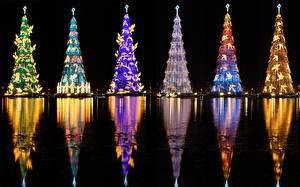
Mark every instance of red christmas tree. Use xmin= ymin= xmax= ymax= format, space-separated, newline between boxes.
xmin=211 ymin=4 xmax=243 ymax=94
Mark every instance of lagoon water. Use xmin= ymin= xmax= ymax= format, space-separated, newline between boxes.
xmin=0 ymin=96 xmax=299 ymax=187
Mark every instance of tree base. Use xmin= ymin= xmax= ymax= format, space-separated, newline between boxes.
xmin=208 ymin=92 xmax=245 ymax=98
xmin=106 ymin=92 xmax=147 ymax=97
xmin=157 ymin=92 xmax=201 ymax=98
xmin=260 ymin=93 xmax=298 ymax=98
xmin=3 ymin=93 xmax=46 ymax=98
xmin=55 ymin=93 xmax=94 ymax=98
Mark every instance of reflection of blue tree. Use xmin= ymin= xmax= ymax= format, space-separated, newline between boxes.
xmin=162 ymin=98 xmax=191 ymax=187
xmin=57 ymin=98 xmax=93 ymax=186
xmin=108 ymin=96 xmax=145 ymax=186
xmin=211 ymin=98 xmax=242 ymax=187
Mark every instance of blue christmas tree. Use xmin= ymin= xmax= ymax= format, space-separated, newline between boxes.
xmin=211 ymin=4 xmax=243 ymax=94
xmin=57 ymin=8 xmax=91 ymax=95
xmin=108 ymin=5 xmax=144 ymax=94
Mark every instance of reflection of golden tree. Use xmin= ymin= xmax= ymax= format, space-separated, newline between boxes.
xmin=57 ymin=98 xmax=93 ymax=186
xmin=211 ymin=98 xmax=242 ymax=186
xmin=263 ymin=98 xmax=293 ymax=186
xmin=162 ymin=98 xmax=191 ymax=187
xmin=5 ymin=98 xmax=44 ymax=185
xmin=108 ymin=96 xmax=145 ymax=186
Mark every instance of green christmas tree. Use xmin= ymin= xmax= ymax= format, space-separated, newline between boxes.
xmin=7 ymin=6 xmax=42 ymax=95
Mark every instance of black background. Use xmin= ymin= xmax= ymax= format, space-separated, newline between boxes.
xmin=0 ymin=0 xmax=299 ymax=92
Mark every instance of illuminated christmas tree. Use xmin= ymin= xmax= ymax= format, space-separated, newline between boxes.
xmin=108 ymin=5 xmax=144 ymax=94
xmin=262 ymin=4 xmax=294 ymax=95
xmin=7 ymin=6 xmax=42 ymax=95
xmin=57 ymin=8 xmax=91 ymax=95
xmin=161 ymin=5 xmax=192 ymax=94
xmin=211 ymin=4 xmax=243 ymax=94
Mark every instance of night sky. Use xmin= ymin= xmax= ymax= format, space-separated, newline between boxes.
xmin=0 ymin=0 xmax=299 ymax=93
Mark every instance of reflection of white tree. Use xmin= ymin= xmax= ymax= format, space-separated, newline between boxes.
xmin=162 ymin=98 xmax=191 ymax=187
xmin=263 ymin=98 xmax=293 ymax=187
xmin=57 ymin=98 xmax=93 ymax=187
xmin=6 ymin=98 xmax=44 ymax=187
xmin=211 ymin=98 xmax=242 ymax=187
xmin=108 ymin=96 xmax=145 ymax=186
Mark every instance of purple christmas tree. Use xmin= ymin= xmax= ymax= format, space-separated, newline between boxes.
xmin=108 ymin=5 xmax=144 ymax=94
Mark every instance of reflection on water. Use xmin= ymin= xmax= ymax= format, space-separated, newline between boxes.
xmin=57 ymin=98 xmax=93 ymax=187
xmin=5 ymin=98 xmax=44 ymax=187
xmin=211 ymin=98 xmax=242 ymax=187
xmin=296 ymin=97 xmax=300 ymax=120
xmin=263 ymin=98 xmax=293 ymax=187
xmin=108 ymin=96 xmax=145 ymax=186
xmin=161 ymin=98 xmax=191 ymax=187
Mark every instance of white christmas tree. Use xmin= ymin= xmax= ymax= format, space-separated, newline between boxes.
xmin=161 ymin=5 xmax=192 ymax=94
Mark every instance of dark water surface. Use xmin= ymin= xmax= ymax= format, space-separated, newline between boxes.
xmin=0 ymin=96 xmax=299 ymax=187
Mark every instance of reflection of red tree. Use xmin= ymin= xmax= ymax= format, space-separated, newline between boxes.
xmin=162 ymin=98 xmax=191 ymax=185
xmin=211 ymin=98 xmax=242 ymax=182
xmin=57 ymin=98 xmax=93 ymax=185
xmin=108 ymin=96 xmax=145 ymax=185
xmin=263 ymin=98 xmax=293 ymax=185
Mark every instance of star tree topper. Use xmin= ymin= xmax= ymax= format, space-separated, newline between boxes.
xmin=23 ymin=6 xmax=27 ymax=14
xmin=226 ymin=3 xmax=230 ymax=13
xmin=277 ymin=4 xmax=281 ymax=13
xmin=175 ymin=5 xmax=180 ymax=15
xmin=72 ymin=7 xmax=76 ymax=16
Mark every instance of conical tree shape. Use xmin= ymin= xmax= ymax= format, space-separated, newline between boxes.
xmin=57 ymin=98 xmax=93 ymax=185
xmin=263 ymin=98 xmax=293 ymax=185
xmin=108 ymin=5 xmax=144 ymax=94
xmin=57 ymin=8 xmax=91 ymax=95
xmin=263 ymin=5 xmax=294 ymax=95
xmin=211 ymin=5 xmax=243 ymax=94
xmin=7 ymin=7 xmax=42 ymax=95
xmin=211 ymin=97 xmax=242 ymax=183
xmin=161 ymin=6 xmax=192 ymax=94
xmin=162 ymin=98 xmax=191 ymax=185
xmin=108 ymin=96 xmax=145 ymax=186
xmin=5 ymin=98 xmax=44 ymax=184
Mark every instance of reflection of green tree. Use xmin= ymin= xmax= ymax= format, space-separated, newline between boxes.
xmin=5 ymin=98 xmax=44 ymax=183
xmin=263 ymin=98 xmax=293 ymax=186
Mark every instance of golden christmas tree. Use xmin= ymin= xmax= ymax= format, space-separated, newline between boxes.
xmin=263 ymin=4 xmax=294 ymax=95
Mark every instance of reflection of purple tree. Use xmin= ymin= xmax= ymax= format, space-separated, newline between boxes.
xmin=211 ymin=98 xmax=242 ymax=187
xmin=108 ymin=96 xmax=145 ymax=186
xmin=162 ymin=98 xmax=191 ymax=187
